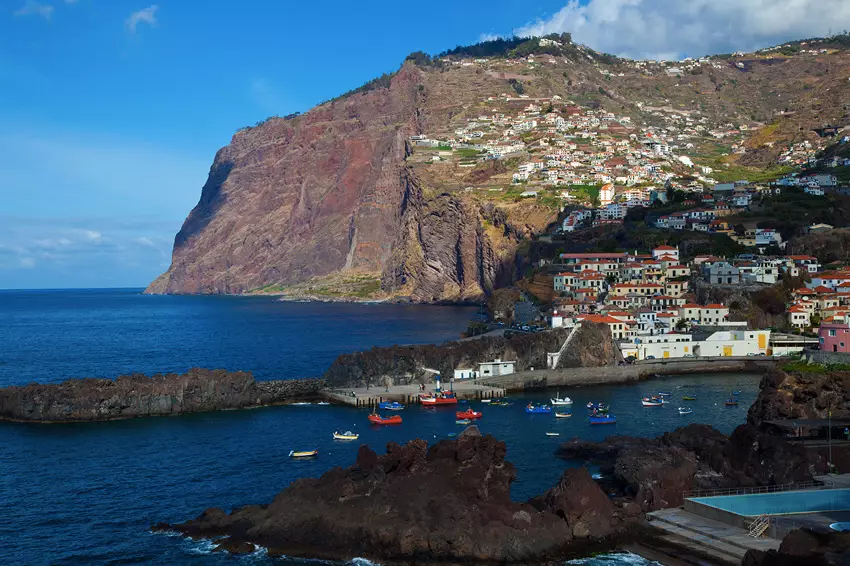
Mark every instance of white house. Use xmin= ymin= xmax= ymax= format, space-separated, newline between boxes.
xmin=453 ymin=368 xmax=478 ymax=380
xmin=478 ymin=359 xmax=516 ymax=377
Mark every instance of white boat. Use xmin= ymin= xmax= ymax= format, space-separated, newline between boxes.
xmin=642 ymin=397 xmax=663 ymax=407
xmin=545 ymin=432 xmax=560 ymax=436
xmin=555 ymin=412 xmax=572 ymax=418
xmin=291 ymin=402 xmax=312 ymax=406
xmin=550 ymin=391 xmax=572 ymax=406
xmin=317 ymin=401 xmax=330 ymax=406
xmin=678 ymin=407 xmax=693 ymax=415
xmin=481 ymin=399 xmax=492 ymax=403
xmin=333 ymin=431 xmax=359 ymax=440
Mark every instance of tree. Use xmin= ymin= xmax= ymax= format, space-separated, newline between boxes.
xmin=676 ymin=319 xmax=688 ymax=331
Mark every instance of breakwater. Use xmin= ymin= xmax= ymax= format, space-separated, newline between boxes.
xmin=478 ymin=358 xmax=777 ymax=391
xmin=0 ymin=368 xmax=325 ymax=423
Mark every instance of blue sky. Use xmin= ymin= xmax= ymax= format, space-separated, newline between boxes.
xmin=1 ymin=0 xmax=846 ymax=289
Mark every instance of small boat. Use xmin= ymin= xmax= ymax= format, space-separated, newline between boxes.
xmin=419 ymin=392 xmax=458 ymax=406
xmin=481 ymin=399 xmax=492 ymax=404
xmin=289 ymin=450 xmax=318 ymax=458
xmin=448 ymin=432 xmax=458 ymax=437
xmin=368 ymin=413 xmax=403 ymax=425
xmin=724 ymin=399 xmax=739 ymax=406
xmin=290 ymin=402 xmax=312 ymax=406
xmin=551 ymin=391 xmax=572 ymax=406
xmin=333 ymin=431 xmax=359 ymax=440
xmin=316 ymin=401 xmax=330 ymax=406
xmin=555 ymin=412 xmax=572 ymax=418
xmin=586 ymin=402 xmax=608 ymax=412
xmin=732 ymin=391 xmax=741 ymax=396
xmin=455 ymin=419 xmax=472 ymax=425
xmin=545 ymin=432 xmax=560 ymax=436
xmin=657 ymin=392 xmax=672 ymax=397
xmin=378 ymin=401 xmax=405 ymax=411
xmin=456 ymin=410 xmax=483 ymax=419
xmin=678 ymin=407 xmax=693 ymax=415
xmin=525 ymin=404 xmax=552 ymax=414
xmin=642 ymin=397 xmax=663 ymax=407
xmin=589 ymin=415 xmax=617 ymax=425
xmin=682 ymin=396 xmax=697 ymax=401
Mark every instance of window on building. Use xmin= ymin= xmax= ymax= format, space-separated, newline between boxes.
xmin=830 ymin=329 xmax=837 ymax=337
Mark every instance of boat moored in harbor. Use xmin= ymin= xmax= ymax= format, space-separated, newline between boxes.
xmin=333 ymin=431 xmax=359 ymax=440
xmin=525 ymin=403 xmax=552 ymax=414
xmin=378 ymin=401 xmax=405 ymax=411
xmin=456 ymin=410 xmax=482 ymax=419
xmin=678 ymin=407 xmax=693 ymax=415
xmin=589 ymin=414 xmax=617 ymax=425
xmin=550 ymin=391 xmax=572 ymax=406
xmin=419 ymin=391 xmax=458 ymax=406
xmin=289 ymin=450 xmax=318 ymax=458
xmin=641 ymin=397 xmax=663 ymax=407
xmin=368 ymin=413 xmax=403 ymax=425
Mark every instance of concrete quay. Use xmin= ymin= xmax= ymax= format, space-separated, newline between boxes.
xmin=325 ymin=381 xmax=507 ymax=408
xmin=477 ymin=357 xmax=777 ymax=392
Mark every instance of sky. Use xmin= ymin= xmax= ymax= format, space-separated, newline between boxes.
xmin=1 ymin=0 xmax=848 ymax=289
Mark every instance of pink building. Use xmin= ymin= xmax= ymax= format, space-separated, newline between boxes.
xmin=819 ymin=323 xmax=850 ymax=353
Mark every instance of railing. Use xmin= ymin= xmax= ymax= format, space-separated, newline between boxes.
xmin=685 ymin=480 xmax=835 ymax=499
xmin=748 ymin=514 xmax=770 ymax=538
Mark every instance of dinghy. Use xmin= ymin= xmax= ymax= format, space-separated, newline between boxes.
xmin=289 ymin=450 xmax=318 ymax=458
xmin=333 ymin=431 xmax=359 ymax=440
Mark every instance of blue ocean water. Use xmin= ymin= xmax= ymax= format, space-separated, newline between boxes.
xmin=0 ymin=290 xmax=755 ymax=565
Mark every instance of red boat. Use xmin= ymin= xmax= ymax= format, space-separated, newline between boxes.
xmin=419 ymin=391 xmax=458 ymax=406
xmin=368 ymin=413 xmax=402 ymax=425
xmin=455 ymin=410 xmax=483 ymax=419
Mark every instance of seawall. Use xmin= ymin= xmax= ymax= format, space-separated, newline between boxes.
xmin=478 ymin=358 xmax=777 ymax=391
xmin=0 ymin=369 xmax=326 ymax=423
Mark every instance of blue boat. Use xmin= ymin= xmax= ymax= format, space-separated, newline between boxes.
xmin=378 ymin=401 xmax=405 ymax=411
xmin=657 ymin=392 xmax=672 ymax=397
xmin=589 ymin=414 xmax=617 ymax=425
xmin=732 ymin=391 xmax=741 ymax=396
xmin=525 ymin=403 xmax=552 ymax=414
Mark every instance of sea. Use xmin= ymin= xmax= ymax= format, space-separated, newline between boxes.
xmin=0 ymin=289 xmax=757 ymax=566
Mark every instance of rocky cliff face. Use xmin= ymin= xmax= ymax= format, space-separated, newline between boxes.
xmin=0 ymin=369 xmax=324 ymax=422
xmin=146 ymin=62 xmax=544 ymax=300
xmin=748 ymin=368 xmax=850 ymax=426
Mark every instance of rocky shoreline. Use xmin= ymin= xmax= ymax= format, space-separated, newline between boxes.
xmin=0 ymin=368 xmax=324 ymax=423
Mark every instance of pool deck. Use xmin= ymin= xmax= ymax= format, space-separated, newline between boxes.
xmin=648 ymin=508 xmax=780 ymax=563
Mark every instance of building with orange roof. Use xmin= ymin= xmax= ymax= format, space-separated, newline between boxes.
xmin=652 ymin=245 xmax=680 ymax=262
xmin=578 ymin=313 xmax=628 ymax=339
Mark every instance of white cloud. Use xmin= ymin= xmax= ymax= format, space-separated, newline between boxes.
xmin=479 ymin=33 xmax=503 ymax=42
xmin=19 ymin=257 xmax=36 ymax=269
xmin=126 ymin=5 xmax=158 ymax=34
xmin=82 ymin=229 xmax=102 ymax=241
xmin=14 ymin=1 xmax=54 ymax=19
xmin=133 ymin=236 xmax=155 ymax=248
xmin=515 ymin=0 xmax=850 ymax=60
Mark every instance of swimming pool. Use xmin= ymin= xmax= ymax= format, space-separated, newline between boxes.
xmin=688 ymin=488 xmax=850 ymax=517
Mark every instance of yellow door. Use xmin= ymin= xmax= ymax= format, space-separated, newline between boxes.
xmin=723 ymin=346 xmax=733 ymax=357
xmin=684 ymin=346 xmax=690 ymax=353
xmin=663 ymin=351 xmax=670 ymax=359
xmin=758 ymin=334 xmax=766 ymax=349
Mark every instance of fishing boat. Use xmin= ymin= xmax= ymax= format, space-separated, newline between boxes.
xmin=555 ymin=412 xmax=572 ymax=418
xmin=378 ymin=401 xmax=405 ymax=411
xmin=456 ymin=409 xmax=483 ymax=419
xmin=455 ymin=419 xmax=472 ymax=425
xmin=525 ymin=403 xmax=552 ymax=414
xmin=642 ymin=397 xmax=663 ymax=407
xmin=289 ymin=450 xmax=318 ymax=458
xmin=550 ymin=392 xmax=572 ymax=406
xmin=368 ymin=413 xmax=403 ymax=425
xmin=678 ymin=407 xmax=693 ymax=415
xmin=333 ymin=431 xmax=359 ymax=441
xmin=589 ymin=414 xmax=617 ymax=425
xmin=724 ymin=398 xmax=739 ymax=406
xmin=419 ymin=391 xmax=458 ymax=406
xmin=586 ymin=402 xmax=608 ymax=412
xmin=545 ymin=432 xmax=560 ymax=436
xmin=682 ymin=396 xmax=697 ymax=401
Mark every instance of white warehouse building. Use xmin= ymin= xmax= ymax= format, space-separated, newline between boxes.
xmin=619 ymin=330 xmax=770 ymax=360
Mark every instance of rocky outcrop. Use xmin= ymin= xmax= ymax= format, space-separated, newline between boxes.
xmin=556 ymin=322 xmax=619 ymax=368
xmin=0 ymin=369 xmax=324 ymax=422
xmin=323 ymin=328 xmax=570 ymax=388
xmin=743 ymin=527 xmax=850 ymax=566
xmin=748 ymin=368 xmax=850 ymax=426
xmin=556 ymin=423 xmax=813 ymax=512
xmin=154 ymin=427 xmax=625 ymax=563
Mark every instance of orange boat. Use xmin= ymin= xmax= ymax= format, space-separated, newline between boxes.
xmin=455 ymin=410 xmax=482 ymax=419
xmin=368 ymin=413 xmax=402 ymax=425
xmin=419 ymin=391 xmax=458 ymax=406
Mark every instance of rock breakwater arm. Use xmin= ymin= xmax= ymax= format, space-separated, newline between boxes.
xmin=0 ymin=368 xmax=325 ymax=423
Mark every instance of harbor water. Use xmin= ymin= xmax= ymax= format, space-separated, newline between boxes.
xmin=0 ymin=289 xmax=755 ymax=565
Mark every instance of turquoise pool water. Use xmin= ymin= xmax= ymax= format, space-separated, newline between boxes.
xmin=690 ymin=489 xmax=850 ymax=516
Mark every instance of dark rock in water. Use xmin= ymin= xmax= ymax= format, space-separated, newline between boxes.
xmin=159 ymin=426 xmax=624 ymax=563
xmin=742 ymin=527 xmax=850 ymax=566
xmin=556 ymin=423 xmax=813 ymax=512
xmin=213 ymin=538 xmax=255 ymax=554
xmin=748 ymin=368 xmax=850 ymax=426
xmin=0 ymin=368 xmax=324 ymax=422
